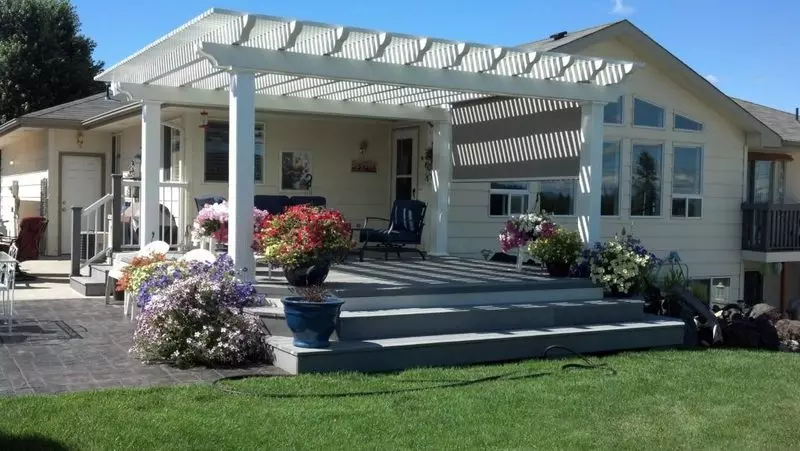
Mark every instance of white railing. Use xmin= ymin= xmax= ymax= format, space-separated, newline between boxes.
xmin=120 ymin=178 xmax=190 ymax=249
xmin=77 ymin=193 xmax=113 ymax=268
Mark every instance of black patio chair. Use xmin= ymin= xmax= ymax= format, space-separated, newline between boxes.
xmin=254 ymin=195 xmax=290 ymax=214
xmin=289 ymin=196 xmax=327 ymax=207
xmin=358 ymin=200 xmax=427 ymax=261
xmin=194 ymin=195 xmax=226 ymax=212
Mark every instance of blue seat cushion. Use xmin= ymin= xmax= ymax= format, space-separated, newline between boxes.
xmin=360 ymin=228 xmax=419 ymax=244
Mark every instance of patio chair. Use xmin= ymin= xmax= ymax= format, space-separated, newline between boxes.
xmin=358 ymin=200 xmax=427 ymax=261
xmin=0 ymin=216 xmax=48 ymax=281
xmin=289 ymin=196 xmax=327 ymax=207
xmin=254 ymin=195 xmax=290 ymax=214
xmin=194 ymin=195 xmax=226 ymax=212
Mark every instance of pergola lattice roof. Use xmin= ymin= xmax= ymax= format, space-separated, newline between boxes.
xmin=97 ymin=9 xmax=641 ymax=109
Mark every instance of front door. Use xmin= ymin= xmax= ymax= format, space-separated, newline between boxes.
xmin=60 ymin=155 xmax=103 ymax=253
xmin=391 ymin=128 xmax=419 ymax=203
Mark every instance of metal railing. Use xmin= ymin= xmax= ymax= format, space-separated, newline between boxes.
xmin=70 ymin=174 xmax=189 ymax=276
xmin=741 ymin=203 xmax=800 ymax=252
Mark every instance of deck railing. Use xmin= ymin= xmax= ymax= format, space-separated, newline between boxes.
xmin=120 ymin=178 xmax=189 ymax=249
xmin=741 ymin=203 xmax=800 ymax=252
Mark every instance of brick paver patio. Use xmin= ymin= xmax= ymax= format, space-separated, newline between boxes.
xmin=0 ymin=298 xmax=282 ymax=395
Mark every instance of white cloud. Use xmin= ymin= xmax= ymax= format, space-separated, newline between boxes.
xmin=611 ymin=0 xmax=635 ymax=15
xmin=704 ymin=74 xmax=719 ymax=84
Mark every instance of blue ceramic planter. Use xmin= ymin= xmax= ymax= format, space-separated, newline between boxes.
xmin=281 ymin=296 xmax=345 ymax=348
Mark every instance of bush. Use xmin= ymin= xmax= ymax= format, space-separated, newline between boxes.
xmin=585 ymin=232 xmax=658 ymax=295
xmin=131 ymin=255 xmax=267 ymax=367
xmin=527 ymin=223 xmax=583 ymax=266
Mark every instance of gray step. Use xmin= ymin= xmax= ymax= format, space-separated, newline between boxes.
xmin=337 ymin=299 xmax=645 ymax=340
xmin=267 ymin=315 xmax=685 ymax=374
xmin=89 ymin=264 xmax=113 ymax=279
xmin=69 ymin=273 xmax=107 ymax=297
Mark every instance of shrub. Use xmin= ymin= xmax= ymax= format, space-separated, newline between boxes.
xmin=131 ymin=256 xmax=267 ymax=367
xmin=527 ymin=224 xmax=583 ymax=266
xmin=585 ymin=232 xmax=658 ymax=295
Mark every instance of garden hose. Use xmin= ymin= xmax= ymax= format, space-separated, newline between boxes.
xmin=210 ymin=345 xmax=616 ymax=398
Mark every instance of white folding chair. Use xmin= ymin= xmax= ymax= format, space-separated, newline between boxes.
xmin=0 ymin=245 xmax=18 ymax=331
xmin=180 ymin=248 xmax=217 ymax=263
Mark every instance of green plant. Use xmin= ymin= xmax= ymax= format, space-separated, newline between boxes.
xmin=288 ymin=285 xmax=333 ymax=302
xmin=660 ymin=266 xmax=689 ymax=292
xmin=528 ymin=224 xmax=583 ymax=265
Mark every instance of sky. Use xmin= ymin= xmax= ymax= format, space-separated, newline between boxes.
xmin=73 ymin=0 xmax=799 ymax=112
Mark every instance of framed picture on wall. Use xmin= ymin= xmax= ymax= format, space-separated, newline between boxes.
xmin=280 ymin=150 xmax=313 ymax=190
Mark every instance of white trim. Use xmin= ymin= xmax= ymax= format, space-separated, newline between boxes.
xmin=111 ymin=82 xmax=449 ymax=122
xmin=631 ymin=96 xmax=666 ymax=130
xmin=488 ymin=182 xmax=531 ymax=217
xmin=671 ymin=143 xmax=704 ymax=218
xmin=196 ymin=42 xmax=624 ymax=103
xmin=742 ymin=250 xmax=800 ymax=263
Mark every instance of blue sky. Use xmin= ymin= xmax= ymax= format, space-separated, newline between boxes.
xmin=73 ymin=0 xmax=798 ymax=112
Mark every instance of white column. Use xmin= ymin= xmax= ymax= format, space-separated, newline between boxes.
xmin=140 ymin=100 xmax=162 ymax=246
xmin=577 ymin=101 xmax=605 ymax=245
xmin=429 ymin=120 xmax=452 ymax=256
xmin=228 ymin=71 xmax=256 ymax=277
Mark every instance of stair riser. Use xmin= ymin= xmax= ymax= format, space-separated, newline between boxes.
xmin=335 ymin=287 xmax=604 ymax=311
xmin=69 ymin=279 xmax=107 ymax=297
xmin=337 ymin=302 xmax=644 ymax=340
xmin=271 ymin=324 xmax=684 ymax=374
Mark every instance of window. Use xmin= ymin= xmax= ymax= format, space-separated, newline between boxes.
xmin=630 ymin=143 xmax=663 ymax=216
xmin=748 ymin=160 xmax=786 ymax=204
xmin=162 ymin=125 xmax=182 ymax=182
xmin=204 ymin=121 xmax=265 ymax=182
xmin=671 ymin=145 xmax=703 ymax=218
xmin=489 ymin=182 xmax=529 ymax=216
xmin=602 ymin=141 xmax=621 ymax=216
xmin=604 ymin=95 xmax=624 ymax=124
xmin=633 ymin=98 xmax=665 ymax=128
xmin=539 ymin=180 xmax=575 ymax=215
xmin=691 ymin=277 xmax=731 ymax=305
xmin=674 ymin=113 xmax=703 ymax=132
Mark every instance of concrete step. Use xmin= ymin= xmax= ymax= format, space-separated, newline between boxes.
xmin=89 ymin=263 xmax=113 ymax=279
xmin=69 ymin=272 xmax=107 ymax=297
xmin=267 ymin=315 xmax=685 ymax=374
xmin=252 ymin=299 xmax=647 ymax=340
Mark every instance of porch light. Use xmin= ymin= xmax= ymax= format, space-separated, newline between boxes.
xmin=76 ymin=131 xmax=85 ymax=148
xmin=199 ymin=110 xmax=209 ymax=130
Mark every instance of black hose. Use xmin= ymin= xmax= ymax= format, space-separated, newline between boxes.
xmin=210 ymin=345 xmax=615 ymax=398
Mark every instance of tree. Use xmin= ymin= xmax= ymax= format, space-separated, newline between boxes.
xmin=0 ymin=0 xmax=104 ymax=123
xmin=632 ymin=151 xmax=660 ymax=216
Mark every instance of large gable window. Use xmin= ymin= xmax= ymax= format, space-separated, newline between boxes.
xmin=633 ymin=98 xmax=665 ymax=128
xmin=604 ymin=95 xmax=624 ymax=125
xmin=674 ymin=113 xmax=704 ymax=132
xmin=204 ymin=121 xmax=265 ymax=183
xmin=671 ymin=145 xmax=703 ymax=218
xmin=631 ymin=142 xmax=663 ymax=216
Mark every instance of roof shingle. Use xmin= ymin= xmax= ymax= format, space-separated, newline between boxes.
xmin=733 ymin=98 xmax=800 ymax=145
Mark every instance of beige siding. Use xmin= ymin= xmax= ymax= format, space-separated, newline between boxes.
xmin=447 ymin=38 xmax=747 ymax=301
xmin=0 ymin=130 xmax=47 ymax=235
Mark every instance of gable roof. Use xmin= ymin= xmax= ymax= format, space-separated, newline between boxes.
xmin=0 ymin=93 xmax=138 ymax=138
xmin=732 ymin=99 xmax=800 ymax=146
xmin=518 ymin=20 xmax=783 ymax=148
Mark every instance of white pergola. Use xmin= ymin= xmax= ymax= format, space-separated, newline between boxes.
xmin=97 ymin=8 xmax=641 ymax=275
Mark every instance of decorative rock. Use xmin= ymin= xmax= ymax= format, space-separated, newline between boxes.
xmin=775 ymin=319 xmax=800 ymax=343
xmin=748 ymin=303 xmax=781 ymax=324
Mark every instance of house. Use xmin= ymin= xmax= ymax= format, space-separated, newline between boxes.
xmin=0 ymin=11 xmax=794 ymax=311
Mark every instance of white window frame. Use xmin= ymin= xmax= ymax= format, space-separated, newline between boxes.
xmin=632 ymin=96 xmax=666 ymax=130
xmin=673 ymin=110 xmax=704 ymax=133
xmin=630 ymin=140 xmax=665 ymax=218
xmin=603 ymin=95 xmax=625 ymax=126
xmin=488 ymin=182 xmax=530 ymax=217
xmin=602 ymin=140 xmax=622 ymax=217
xmin=534 ymin=179 xmax=577 ymax=217
xmin=161 ymin=123 xmax=184 ymax=183
xmin=671 ymin=144 xmax=704 ymax=219
xmin=202 ymin=119 xmax=267 ymax=184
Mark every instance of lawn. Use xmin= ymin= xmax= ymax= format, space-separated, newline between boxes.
xmin=1 ymin=349 xmax=799 ymax=450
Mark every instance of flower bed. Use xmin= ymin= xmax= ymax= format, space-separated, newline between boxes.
xmin=130 ymin=255 xmax=267 ymax=367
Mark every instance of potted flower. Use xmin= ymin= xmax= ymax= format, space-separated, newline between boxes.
xmin=259 ymin=205 xmax=351 ymax=286
xmin=528 ymin=223 xmax=583 ymax=278
xmin=282 ymin=285 xmax=344 ymax=348
xmin=498 ymin=212 xmax=552 ymax=270
xmin=192 ymin=202 xmax=270 ymax=252
xmin=586 ymin=231 xmax=657 ymax=297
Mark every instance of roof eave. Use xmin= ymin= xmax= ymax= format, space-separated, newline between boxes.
xmin=82 ymin=102 xmax=142 ymax=129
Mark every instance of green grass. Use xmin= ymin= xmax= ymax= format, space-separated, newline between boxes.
xmin=2 ymin=349 xmax=800 ymax=450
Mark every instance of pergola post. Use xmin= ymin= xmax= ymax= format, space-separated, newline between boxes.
xmin=429 ymin=120 xmax=453 ymax=256
xmin=228 ymin=70 xmax=256 ymax=278
xmin=577 ymin=101 xmax=605 ymax=245
xmin=140 ymin=100 xmax=162 ymax=246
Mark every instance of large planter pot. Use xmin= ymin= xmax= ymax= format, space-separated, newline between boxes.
xmin=283 ymin=261 xmax=331 ymax=287
xmin=545 ymin=262 xmax=572 ymax=278
xmin=281 ymin=296 xmax=345 ymax=348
